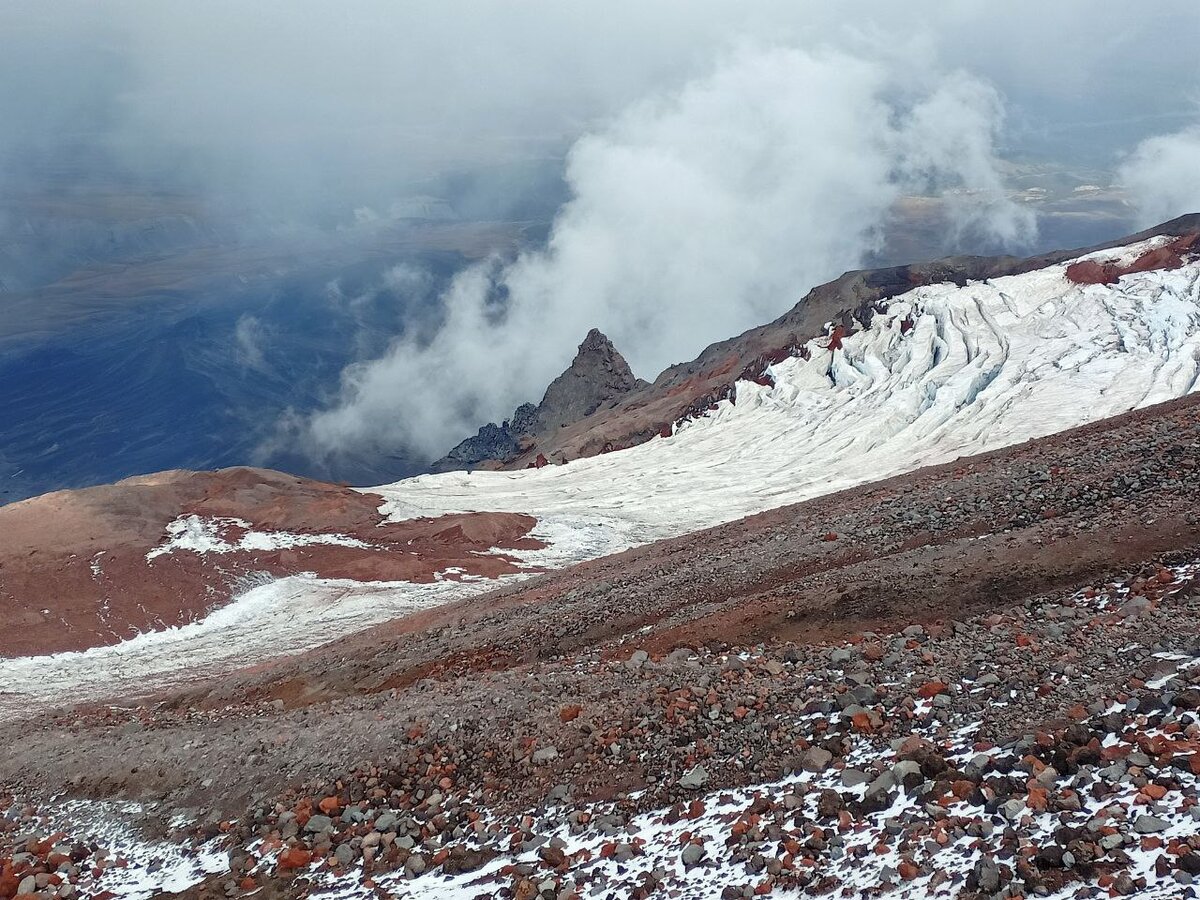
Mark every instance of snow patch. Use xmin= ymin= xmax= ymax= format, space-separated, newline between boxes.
xmin=145 ymin=514 xmax=371 ymax=561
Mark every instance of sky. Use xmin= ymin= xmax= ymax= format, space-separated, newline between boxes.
xmin=3 ymin=1 xmax=1199 ymax=466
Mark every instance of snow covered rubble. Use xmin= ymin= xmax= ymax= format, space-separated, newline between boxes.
xmin=0 ymin=800 xmax=226 ymax=900
xmin=40 ymin=559 xmax=1200 ymax=899
xmin=3 ymin=237 xmax=1199 ymax=721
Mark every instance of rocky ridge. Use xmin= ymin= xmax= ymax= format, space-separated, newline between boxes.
xmin=436 ymin=328 xmax=646 ymax=470
xmin=458 ymin=214 xmax=1200 ymax=470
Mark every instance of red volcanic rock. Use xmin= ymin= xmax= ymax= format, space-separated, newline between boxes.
xmin=276 ymin=847 xmax=312 ymax=870
xmin=1065 ymin=259 xmax=1121 ymax=285
xmin=918 ymin=681 xmax=949 ymax=699
xmin=823 ymin=325 xmax=846 ymax=352
xmin=1066 ymin=234 xmax=1199 ymax=285
xmin=0 ymin=468 xmax=543 ymax=658
xmin=738 ymin=342 xmax=801 ymax=388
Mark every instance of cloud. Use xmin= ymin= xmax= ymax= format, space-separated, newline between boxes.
xmin=1118 ymin=126 xmax=1200 ymax=227
xmin=233 ymin=315 xmax=269 ymax=372
xmin=300 ymin=45 xmax=1035 ymax=462
xmin=898 ymin=73 xmax=1036 ymax=246
xmin=2 ymin=2 xmax=1197 ymax=219
xmin=4 ymin=1 xmax=1198 ymax=473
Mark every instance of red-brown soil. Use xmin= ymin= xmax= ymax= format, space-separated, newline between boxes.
xmin=1 ymin=396 xmax=1199 ymax=900
xmin=167 ymin=391 xmax=1200 ymax=716
xmin=1065 ymin=232 xmax=1199 ymax=285
xmin=0 ymin=467 xmax=540 ymax=657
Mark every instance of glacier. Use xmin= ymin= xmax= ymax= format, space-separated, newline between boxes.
xmin=374 ymin=237 xmax=1200 ymax=545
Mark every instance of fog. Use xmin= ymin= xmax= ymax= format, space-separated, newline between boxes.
xmin=305 ymin=47 xmax=1037 ymax=460
xmin=1119 ymin=128 xmax=1200 ymax=227
xmin=2 ymin=1 xmax=1198 ymax=467
xmin=4 ymin=1 xmax=1197 ymax=218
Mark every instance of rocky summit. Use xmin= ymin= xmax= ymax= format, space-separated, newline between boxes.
xmin=3 ymin=218 xmax=1200 ymax=900
xmin=435 ymin=328 xmax=646 ymax=470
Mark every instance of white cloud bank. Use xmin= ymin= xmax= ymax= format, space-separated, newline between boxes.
xmin=1119 ymin=126 xmax=1200 ymax=227
xmin=301 ymin=46 xmax=1036 ymax=461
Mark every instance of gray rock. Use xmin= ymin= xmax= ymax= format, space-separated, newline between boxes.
xmin=841 ymin=768 xmax=871 ymax=787
xmin=406 ymin=853 xmax=427 ymax=876
xmin=1134 ymin=815 xmax=1172 ymax=834
xmin=681 ymin=843 xmax=706 ymax=868
xmin=305 ymin=814 xmax=333 ymax=833
xmin=1001 ymin=798 xmax=1026 ymax=820
xmin=851 ymin=685 xmax=879 ymax=704
xmin=972 ymin=857 xmax=1002 ymax=893
xmin=1035 ymin=766 xmax=1060 ymax=786
xmin=374 ymin=813 xmax=397 ymax=832
xmin=863 ymin=773 xmax=896 ymax=802
xmin=614 ymin=843 xmax=638 ymax=863
xmin=678 ymin=766 xmax=709 ymax=790
xmin=965 ymin=753 xmax=992 ymax=775
xmin=802 ymin=747 xmax=834 ymax=773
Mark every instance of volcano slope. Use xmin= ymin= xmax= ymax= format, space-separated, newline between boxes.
xmin=4 ymin=225 xmax=1198 ymax=722
xmin=0 ymin=467 xmax=543 ymax=659
xmin=3 ymin=221 xmax=1200 ymax=899
xmin=446 ymin=214 xmax=1200 ymax=471
xmin=2 ymin=392 xmax=1200 ymax=900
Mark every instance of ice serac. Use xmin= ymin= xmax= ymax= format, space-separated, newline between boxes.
xmin=435 ymin=327 xmax=646 ymax=470
xmin=379 ymin=224 xmax=1200 ymax=551
xmin=480 ymin=213 xmax=1200 ymax=469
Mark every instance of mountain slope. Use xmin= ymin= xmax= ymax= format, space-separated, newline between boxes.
xmin=1 ymin=224 xmax=1197 ymax=723
xmin=5 ymin=384 xmax=1200 ymax=900
xmin=478 ymin=214 xmax=1200 ymax=469
xmin=377 ymin=231 xmax=1200 ymax=547
xmin=3 ymin=218 xmax=1200 ymax=900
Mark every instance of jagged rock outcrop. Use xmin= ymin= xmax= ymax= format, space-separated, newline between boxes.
xmin=434 ymin=328 xmax=646 ymax=470
xmin=538 ymin=328 xmax=646 ymax=431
